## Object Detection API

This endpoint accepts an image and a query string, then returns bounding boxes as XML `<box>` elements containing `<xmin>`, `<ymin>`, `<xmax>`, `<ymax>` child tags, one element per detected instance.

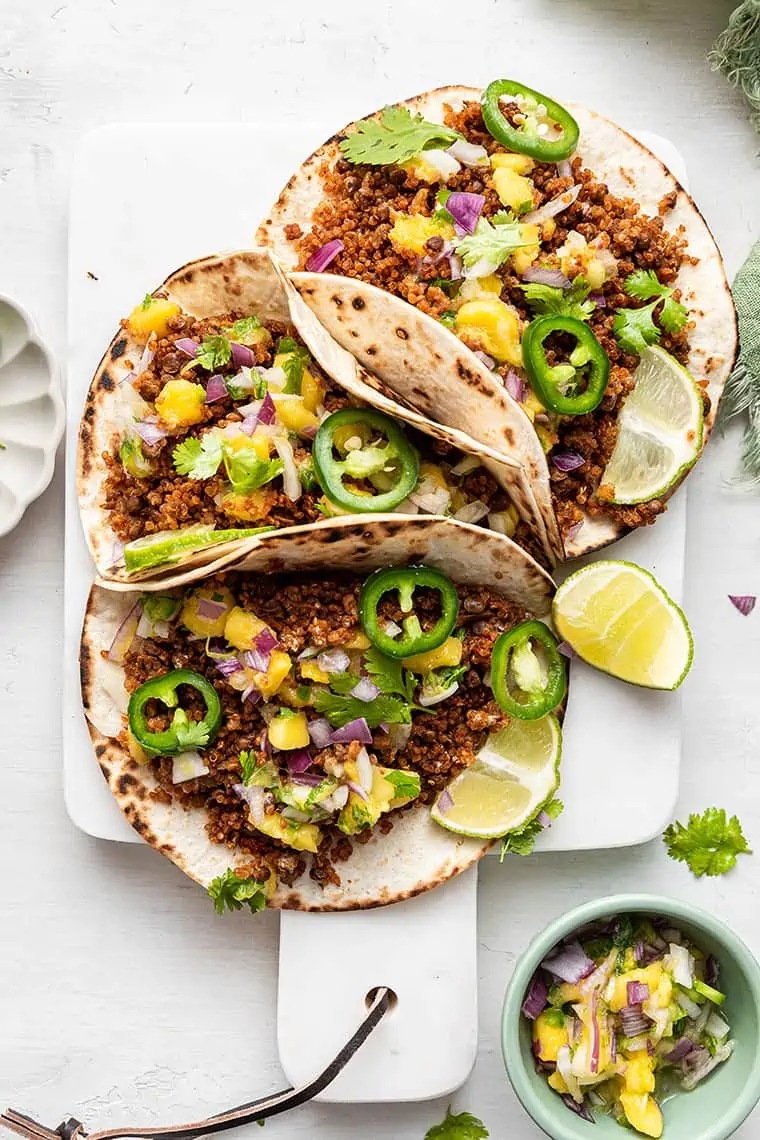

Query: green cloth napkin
<box><xmin>719</xmin><ymin>238</ymin><xmax>760</xmax><ymax>481</ymax></box>
<box><xmin>710</xmin><ymin>0</ymin><xmax>760</xmax><ymax>127</ymax></box>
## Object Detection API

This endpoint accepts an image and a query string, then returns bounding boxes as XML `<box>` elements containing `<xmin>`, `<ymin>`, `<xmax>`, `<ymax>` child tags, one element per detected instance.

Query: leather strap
<box><xmin>2</xmin><ymin>986</ymin><xmax>392</xmax><ymax>1140</ymax></box>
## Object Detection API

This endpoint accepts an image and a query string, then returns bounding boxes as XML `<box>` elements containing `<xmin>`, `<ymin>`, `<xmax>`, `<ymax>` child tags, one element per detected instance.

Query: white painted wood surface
<box><xmin>2</xmin><ymin>1</ymin><xmax>760</xmax><ymax>1135</ymax></box>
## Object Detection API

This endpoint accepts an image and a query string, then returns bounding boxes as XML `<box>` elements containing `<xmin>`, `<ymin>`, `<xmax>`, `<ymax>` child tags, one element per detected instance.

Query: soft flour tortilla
<box><xmin>257</xmin><ymin>85</ymin><xmax>737</xmax><ymax>559</ymax></box>
<box><xmin>81</xmin><ymin>514</ymin><xmax>557</xmax><ymax>911</ymax></box>
<box><xmin>78</xmin><ymin>247</ymin><xmax>556</xmax><ymax>584</ymax></box>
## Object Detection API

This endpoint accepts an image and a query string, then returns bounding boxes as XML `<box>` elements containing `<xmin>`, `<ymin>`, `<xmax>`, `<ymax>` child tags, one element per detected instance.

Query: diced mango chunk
<box><xmin>619</xmin><ymin>1093</ymin><xmax>663</xmax><ymax>1139</ymax></box>
<box><xmin>344</xmin><ymin>630</ymin><xmax>370</xmax><ymax>650</ymax></box>
<box><xmin>547</xmin><ymin>1070</ymin><xmax>569</xmax><ymax>1095</ymax></box>
<box><xmin>300</xmin><ymin>659</ymin><xmax>330</xmax><ymax>684</ymax></box>
<box><xmin>224</xmin><ymin>606</ymin><xmax>268</xmax><ymax>651</ymax></box>
<box><xmin>456</xmin><ymin>297</ymin><xmax>523</xmax><ymax>366</ymax></box>
<box><xmin>491</xmin><ymin>153</ymin><xmax>535</xmax><ymax>175</ymax></box>
<box><xmin>254</xmin><ymin>811</ymin><xmax>321</xmax><ymax>853</ymax></box>
<box><xmin>181</xmin><ymin>586</ymin><xmax>235</xmax><ymax>638</ymax></box>
<box><xmin>623</xmin><ymin>1054</ymin><xmax>656</xmax><ymax>1095</ymax></box>
<box><xmin>127</xmin><ymin>297</ymin><xmax>181</xmax><ymax>340</ymax></box>
<box><xmin>253</xmin><ymin>651</ymin><xmax>292</xmax><ymax>698</ymax></box>
<box><xmin>268</xmin><ymin>711</ymin><xmax>310</xmax><ymax>751</ymax></box>
<box><xmin>389</xmin><ymin>211</ymin><xmax>455</xmax><ymax>256</ymax></box>
<box><xmin>533</xmin><ymin>1010</ymin><xmax>569</xmax><ymax>1063</ymax></box>
<box><xmin>155</xmin><ymin>379</ymin><xmax>206</xmax><ymax>431</ymax></box>
<box><xmin>300</xmin><ymin>369</ymin><xmax>325</xmax><ymax>413</ymax></box>
<box><xmin>403</xmin><ymin>636</ymin><xmax>463</xmax><ymax>673</ymax></box>
<box><xmin>272</xmin><ymin>395</ymin><xmax>320</xmax><ymax>436</ymax></box>
<box><xmin>492</xmin><ymin>166</ymin><xmax>536</xmax><ymax>214</ymax></box>
<box><xmin>226</xmin><ymin>431</ymin><xmax>271</xmax><ymax>461</ymax></box>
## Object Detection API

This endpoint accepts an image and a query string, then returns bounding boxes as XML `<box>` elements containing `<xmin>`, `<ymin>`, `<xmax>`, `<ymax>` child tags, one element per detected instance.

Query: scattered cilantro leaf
<box><xmin>428</xmin><ymin>276</ymin><xmax>460</xmax><ymax>298</ymax></box>
<box><xmin>172</xmin><ymin>433</ymin><xmax>224</xmax><ymax>479</ymax></box>
<box><xmin>240</xmin><ymin>750</ymin><xmax>257</xmax><ymax>785</ymax></box>
<box><xmin>384</xmin><ymin>769</ymin><xmax>421</xmax><ymax>800</ymax></box>
<box><xmin>492</xmin><ymin>209</ymin><xmax>518</xmax><ymax>226</ymax></box>
<box><xmin>364</xmin><ymin>647</ymin><xmax>417</xmax><ymax>701</ymax></box>
<box><xmin>276</xmin><ymin>337</ymin><xmax>311</xmax><ymax>394</ymax></box>
<box><xmin>659</xmin><ymin>294</ymin><xmax>689</xmax><ymax>334</ymax></box>
<box><xmin>612</xmin><ymin>300</ymin><xmax>661</xmax><ymax>355</ymax></box>
<box><xmin>196</xmin><ymin>334</ymin><xmax>232</xmax><ymax>372</ymax></box>
<box><xmin>500</xmin><ymin>797</ymin><xmax>564</xmax><ymax>859</ymax></box>
<box><xmin>328</xmin><ymin>671</ymin><xmax>363</xmax><ymax>695</ymax></box>
<box><xmin>520</xmin><ymin>276</ymin><xmax>596</xmax><ymax>321</ymax></box>
<box><xmin>298</xmin><ymin>455</ymin><xmax>320</xmax><ymax>492</ymax></box>
<box><xmin>339</xmin><ymin>105</ymin><xmax>461</xmax><ymax>167</ymax></box>
<box><xmin>432</xmin><ymin>187</ymin><xmax>455</xmax><ymax>226</ymax></box>
<box><xmin>227</xmin><ymin>315</ymin><xmax>262</xmax><ymax>345</ymax></box>
<box><xmin>142</xmin><ymin>293</ymin><xmax>154</xmax><ymax>309</ymax></box>
<box><xmin>425</xmin><ymin>1106</ymin><xmax>489</xmax><ymax>1140</ymax></box>
<box><xmin>663</xmin><ymin>807</ymin><xmax>752</xmax><ymax>877</ymax></box>
<box><xmin>313</xmin><ymin>689</ymin><xmax>411</xmax><ymax>728</ymax></box>
<box><xmin>223</xmin><ymin>447</ymin><xmax>283</xmax><ymax>494</ymax></box>
<box><xmin>439</xmin><ymin>310</ymin><xmax>457</xmax><ymax>328</ymax></box>
<box><xmin>612</xmin><ymin>915</ymin><xmax>635</xmax><ymax>950</ymax></box>
<box><xmin>455</xmin><ymin>217</ymin><xmax>534</xmax><ymax>277</ymax></box>
<box><xmin>208</xmin><ymin>868</ymin><xmax>268</xmax><ymax>916</ymax></box>
<box><xmin>614</xmin><ymin>269</ymin><xmax>688</xmax><ymax>354</ymax></box>
<box><xmin>171</xmin><ymin>708</ymin><xmax>211</xmax><ymax>750</ymax></box>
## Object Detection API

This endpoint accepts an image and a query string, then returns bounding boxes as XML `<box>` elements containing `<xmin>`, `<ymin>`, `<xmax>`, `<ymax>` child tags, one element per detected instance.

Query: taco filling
<box><xmin>277</xmin><ymin>87</ymin><xmax>707</xmax><ymax>541</ymax></box>
<box><xmin>106</xmin><ymin>564</ymin><xmax>565</xmax><ymax>900</ymax></box>
<box><xmin>105</xmin><ymin>297</ymin><xmax>532</xmax><ymax>572</ymax></box>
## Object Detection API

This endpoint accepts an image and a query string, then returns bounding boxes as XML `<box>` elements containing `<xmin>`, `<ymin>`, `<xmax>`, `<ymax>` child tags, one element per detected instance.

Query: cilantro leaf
<box><xmin>663</xmin><ymin>807</ymin><xmax>752</xmax><ymax>877</ymax></box>
<box><xmin>339</xmin><ymin>105</ymin><xmax>461</xmax><ymax>167</ymax></box>
<box><xmin>223</xmin><ymin>447</ymin><xmax>283</xmax><ymax>494</ymax></box>
<box><xmin>612</xmin><ymin>915</ymin><xmax>635</xmax><ymax>950</ymax></box>
<box><xmin>455</xmin><ymin>217</ymin><xmax>534</xmax><ymax>277</ymax></box>
<box><xmin>328</xmin><ymin>671</ymin><xmax>363</xmax><ymax>695</ymax></box>
<box><xmin>142</xmin><ymin>293</ymin><xmax>154</xmax><ymax>309</ymax></box>
<box><xmin>492</xmin><ymin>209</ymin><xmax>518</xmax><ymax>226</ymax></box>
<box><xmin>196</xmin><ymin>335</ymin><xmax>232</xmax><ymax>372</ymax></box>
<box><xmin>500</xmin><ymin>797</ymin><xmax>564</xmax><ymax>859</ymax></box>
<box><xmin>425</xmin><ymin>1106</ymin><xmax>489</xmax><ymax>1140</ymax></box>
<box><xmin>172</xmin><ymin>433</ymin><xmax>224</xmax><ymax>479</ymax></box>
<box><xmin>171</xmin><ymin>708</ymin><xmax>211</xmax><ymax>750</ymax></box>
<box><xmin>428</xmin><ymin>277</ymin><xmax>460</xmax><ymax>299</ymax></box>
<box><xmin>364</xmin><ymin>647</ymin><xmax>417</xmax><ymax>701</ymax></box>
<box><xmin>612</xmin><ymin>300</ymin><xmax>661</xmax><ymax>355</ymax></box>
<box><xmin>240</xmin><ymin>750</ymin><xmax>258</xmax><ymax>785</ymax></box>
<box><xmin>297</xmin><ymin>455</ymin><xmax>320</xmax><ymax>493</ymax></box>
<box><xmin>276</xmin><ymin>337</ymin><xmax>312</xmax><ymax>394</ymax></box>
<box><xmin>659</xmin><ymin>294</ymin><xmax>689</xmax><ymax>334</ymax></box>
<box><xmin>520</xmin><ymin>276</ymin><xmax>596</xmax><ymax>322</ymax></box>
<box><xmin>313</xmin><ymin>689</ymin><xmax>411</xmax><ymax>728</ymax></box>
<box><xmin>208</xmin><ymin>868</ymin><xmax>268</xmax><ymax>916</ymax></box>
<box><xmin>624</xmin><ymin>268</ymin><xmax>666</xmax><ymax>301</ymax></box>
<box><xmin>439</xmin><ymin>310</ymin><xmax>457</xmax><ymax>328</ymax></box>
<box><xmin>227</xmin><ymin>315</ymin><xmax>262</xmax><ymax>345</ymax></box>
<box><xmin>384</xmin><ymin>769</ymin><xmax>421</xmax><ymax>800</ymax></box>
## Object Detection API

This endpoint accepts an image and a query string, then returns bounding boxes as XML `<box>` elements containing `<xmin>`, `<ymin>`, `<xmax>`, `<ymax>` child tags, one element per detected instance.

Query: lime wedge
<box><xmin>601</xmin><ymin>346</ymin><xmax>704</xmax><ymax>504</ymax></box>
<box><xmin>553</xmin><ymin>560</ymin><xmax>693</xmax><ymax>689</ymax></box>
<box><xmin>124</xmin><ymin>524</ymin><xmax>271</xmax><ymax>573</ymax></box>
<box><xmin>431</xmin><ymin>715</ymin><xmax>561</xmax><ymax>839</ymax></box>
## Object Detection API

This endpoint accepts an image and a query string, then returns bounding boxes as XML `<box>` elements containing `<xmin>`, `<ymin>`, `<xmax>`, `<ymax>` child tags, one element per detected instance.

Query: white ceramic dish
<box><xmin>0</xmin><ymin>294</ymin><xmax>64</xmax><ymax>537</ymax></box>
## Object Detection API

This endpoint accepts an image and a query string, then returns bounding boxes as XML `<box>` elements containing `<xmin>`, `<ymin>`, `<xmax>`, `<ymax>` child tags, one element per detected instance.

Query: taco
<box><xmin>80</xmin><ymin>515</ymin><xmax>565</xmax><ymax>911</ymax></box>
<box><xmin>78</xmin><ymin>248</ymin><xmax>556</xmax><ymax>583</ymax></box>
<box><xmin>258</xmin><ymin>82</ymin><xmax>737</xmax><ymax>557</ymax></box>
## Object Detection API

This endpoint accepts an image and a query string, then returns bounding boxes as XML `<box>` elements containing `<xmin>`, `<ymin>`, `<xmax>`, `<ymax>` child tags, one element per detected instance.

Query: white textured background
<box><xmin>2</xmin><ymin>1</ymin><xmax>760</xmax><ymax>1136</ymax></box>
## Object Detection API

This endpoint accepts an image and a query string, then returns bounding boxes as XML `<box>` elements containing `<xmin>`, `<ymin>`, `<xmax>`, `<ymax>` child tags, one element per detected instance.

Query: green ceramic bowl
<box><xmin>502</xmin><ymin>894</ymin><xmax>760</xmax><ymax>1140</ymax></box>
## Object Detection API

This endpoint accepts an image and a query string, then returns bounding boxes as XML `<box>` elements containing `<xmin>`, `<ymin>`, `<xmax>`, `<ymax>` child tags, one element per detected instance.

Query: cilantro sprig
<box><xmin>500</xmin><ymin>797</ymin><xmax>564</xmax><ymax>859</ymax></box>
<box><xmin>425</xmin><ymin>1107</ymin><xmax>489</xmax><ymax>1140</ymax></box>
<box><xmin>340</xmin><ymin>105</ymin><xmax>461</xmax><ymax>167</ymax></box>
<box><xmin>313</xmin><ymin>689</ymin><xmax>411</xmax><ymax>729</ymax></box>
<box><xmin>173</xmin><ymin>433</ymin><xmax>224</xmax><ymax>480</ymax></box>
<box><xmin>520</xmin><ymin>275</ymin><xmax>596</xmax><ymax>322</ymax></box>
<box><xmin>172</xmin><ymin>431</ymin><xmax>283</xmax><ymax>493</ymax></box>
<box><xmin>226</xmin><ymin>315</ymin><xmax>262</xmax><ymax>345</ymax></box>
<box><xmin>455</xmin><ymin>215</ymin><xmax>534</xmax><ymax>278</ymax></box>
<box><xmin>613</xmin><ymin>269</ymin><xmax>688</xmax><ymax>355</ymax></box>
<box><xmin>663</xmin><ymin>807</ymin><xmax>752</xmax><ymax>877</ymax></box>
<box><xmin>196</xmin><ymin>334</ymin><xmax>232</xmax><ymax>372</ymax></box>
<box><xmin>364</xmin><ymin>646</ymin><xmax>418</xmax><ymax>701</ymax></box>
<box><xmin>171</xmin><ymin>708</ymin><xmax>211</xmax><ymax>750</ymax></box>
<box><xmin>385</xmin><ymin>769</ymin><xmax>421</xmax><ymax>800</ymax></box>
<box><xmin>276</xmin><ymin>337</ymin><xmax>312</xmax><ymax>394</ymax></box>
<box><xmin>208</xmin><ymin>869</ymin><xmax>269</xmax><ymax>916</ymax></box>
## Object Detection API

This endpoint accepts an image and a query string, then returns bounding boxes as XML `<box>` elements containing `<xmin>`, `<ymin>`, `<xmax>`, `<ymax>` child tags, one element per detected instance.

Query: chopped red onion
<box><xmin>346</xmin><ymin>779</ymin><xmax>369</xmax><ymax>802</ymax></box>
<box><xmin>330</xmin><ymin>717</ymin><xmax>373</xmax><ymax>744</ymax></box>
<box><xmin>729</xmin><ymin>594</ymin><xmax>756</xmax><ymax>616</ymax></box>
<box><xmin>542</xmin><ymin>940</ymin><xmax>595</xmax><ymax>984</ymax></box>
<box><xmin>438</xmin><ymin>788</ymin><xmax>454</xmax><ymax>814</ymax></box>
<box><xmin>538</xmin><ymin>809</ymin><xmax>552</xmax><ymax>828</ymax></box>
<box><xmin>560</xmin><ymin>1096</ymin><xmax>594</xmax><ymax>1123</ymax></box>
<box><xmin>665</xmin><ymin>1037</ymin><xmax>694</xmax><ymax>1063</ymax></box>
<box><xmin>134</xmin><ymin>420</ymin><xmax>168</xmax><ymax>447</ymax></box>
<box><xmin>446</xmin><ymin>139</ymin><xmax>490</xmax><ymax>167</ymax></box>
<box><xmin>107</xmin><ymin>600</ymin><xmax>142</xmax><ymax>663</ymax></box>
<box><xmin>446</xmin><ymin>191</ymin><xmax>485</xmax><ymax>236</ymax></box>
<box><xmin>556</xmin><ymin>159</ymin><xmax>572</xmax><ymax>178</ymax></box>
<box><xmin>307</xmin><ymin>718</ymin><xmax>334</xmax><ymax>749</ymax></box>
<box><xmin>564</xmin><ymin>520</ymin><xmax>583</xmax><ymax>542</ymax></box>
<box><xmin>627</xmin><ymin>981</ymin><xmax>650</xmax><ymax>1005</ymax></box>
<box><xmin>176</xmin><ymin>338</ymin><xmax>199</xmax><ymax>358</ymax></box>
<box><xmin>504</xmin><ymin>370</ymin><xmax>527</xmax><ymax>403</ymax></box>
<box><xmin>216</xmin><ymin>657</ymin><xmax>244</xmax><ymax>678</ymax></box>
<box><xmin>383</xmin><ymin>619</ymin><xmax>402</xmax><ymax>638</ymax></box>
<box><xmin>619</xmin><ymin>1005</ymin><xmax>652</xmax><ymax>1038</ymax></box>
<box><xmin>297</xmin><ymin>646</ymin><xmax>319</xmax><ymax>661</ymax></box>
<box><xmin>305</xmin><ymin>239</ymin><xmax>344</xmax><ymax>273</ymax></box>
<box><xmin>521</xmin><ymin>266</ymin><xmax>572</xmax><ymax>289</ymax></box>
<box><xmin>286</xmin><ymin>749</ymin><xmax>313</xmax><ymax>775</ymax></box>
<box><xmin>317</xmin><ymin>649</ymin><xmax>350</xmax><ymax>675</ymax></box>
<box><xmin>197</xmin><ymin>597</ymin><xmax>228</xmax><ymax>622</ymax></box>
<box><xmin>589</xmin><ymin>292</ymin><xmax>607</xmax><ymax>309</ymax></box>
<box><xmin>551</xmin><ymin>449</ymin><xmax>586</xmax><ymax>473</ymax></box>
<box><xmin>290</xmin><ymin>771</ymin><xmax>324</xmax><ymax>787</ymax></box>
<box><xmin>557</xmin><ymin>641</ymin><xmax>576</xmax><ymax>660</ymax></box>
<box><xmin>243</xmin><ymin>628</ymin><xmax>279</xmax><ymax>673</ymax></box>
<box><xmin>473</xmin><ymin>349</ymin><xmax>496</xmax><ymax>370</ymax></box>
<box><xmin>523</xmin><ymin>183</ymin><xmax>582</xmax><ymax>225</ymax></box>
<box><xmin>521</xmin><ymin>973</ymin><xmax>549</xmax><ymax>1020</ymax></box>
<box><xmin>351</xmin><ymin>676</ymin><xmax>380</xmax><ymax>702</ymax></box>
<box><xmin>230</xmin><ymin>342</ymin><xmax>255</xmax><ymax>369</ymax></box>
<box><xmin>242</xmin><ymin>684</ymin><xmax>262</xmax><ymax>705</ymax></box>
<box><xmin>706</xmin><ymin>955</ymin><xmax>720</xmax><ymax>987</ymax></box>
<box><xmin>205</xmin><ymin>374</ymin><xmax>228</xmax><ymax>403</ymax></box>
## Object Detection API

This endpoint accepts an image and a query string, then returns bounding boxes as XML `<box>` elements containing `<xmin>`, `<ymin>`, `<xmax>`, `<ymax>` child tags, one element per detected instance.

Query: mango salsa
<box><xmin>389</xmin><ymin>211</ymin><xmax>455</xmax><ymax>256</ymax></box>
<box><xmin>127</xmin><ymin>296</ymin><xmax>181</xmax><ymax>340</ymax></box>
<box><xmin>455</xmin><ymin>297</ymin><xmax>523</xmax><ymax>366</ymax></box>
<box><xmin>155</xmin><ymin>379</ymin><xmax>206</xmax><ymax>431</ymax></box>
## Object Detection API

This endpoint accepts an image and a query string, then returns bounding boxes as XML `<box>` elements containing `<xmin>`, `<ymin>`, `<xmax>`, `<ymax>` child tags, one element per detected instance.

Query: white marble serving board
<box><xmin>64</xmin><ymin>123</ymin><xmax>687</xmax><ymax>1103</ymax></box>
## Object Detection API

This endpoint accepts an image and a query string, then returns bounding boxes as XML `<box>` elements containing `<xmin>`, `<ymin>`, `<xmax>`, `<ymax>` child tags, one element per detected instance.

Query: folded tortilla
<box><xmin>257</xmin><ymin>85</ymin><xmax>737</xmax><ymax>558</ymax></box>
<box><xmin>80</xmin><ymin>514</ymin><xmax>557</xmax><ymax>911</ymax></box>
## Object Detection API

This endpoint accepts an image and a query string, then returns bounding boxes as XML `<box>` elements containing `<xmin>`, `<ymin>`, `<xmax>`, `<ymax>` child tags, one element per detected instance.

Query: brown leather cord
<box><xmin>2</xmin><ymin>986</ymin><xmax>392</xmax><ymax>1140</ymax></box>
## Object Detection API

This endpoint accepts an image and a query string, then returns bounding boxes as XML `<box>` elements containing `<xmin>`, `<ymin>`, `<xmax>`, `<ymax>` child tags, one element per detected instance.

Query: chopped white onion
<box><xmin>705</xmin><ymin>1010</ymin><xmax>731</xmax><ymax>1040</ymax></box>
<box><xmin>420</xmin><ymin>148</ymin><xmax>461</xmax><ymax>182</ymax></box>
<box><xmin>453</xmin><ymin>500</ymin><xmax>489</xmax><ymax>525</ymax></box>
<box><xmin>356</xmin><ymin>746</ymin><xmax>374</xmax><ymax>793</ymax></box>
<box><xmin>388</xmin><ymin>723</ymin><xmax>412</xmax><ymax>750</ymax></box>
<box><xmin>675</xmin><ymin>991</ymin><xmax>702</xmax><ymax>1020</ymax></box>
<box><xmin>317</xmin><ymin>648</ymin><xmax>350</xmax><ymax>674</ymax></box>
<box><xmin>274</xmin><ymin>436</ymin><xmax>302</xmax><ymax>502</ymax></box>
<box><xmin>392</xmin><ymin>497</ymin><xmax>420</xmax><ymax>515</ymax></box>
<box><xmin>451</xmin><ymin>454</ymin><xmax>482</xmax><ymax>477</ymax></box>
<box><xmin>409</xmin><ymin>485</ymin><xmax>451</xmax><ymax>515</ymax></box>
<box><xmin>332</xmin><ymin>784</ymin><xmax>350</xmax><ymax>810</ymax></box>
<box><xmin>668</xmin><ymin>943</ymin><xmax>695</xmax><ymax>989</ymax></box>
<box><xmin>522</xmin><ymin>183</ymin><xmax>582</xmax><ymax>225</ymax></box>
<box><xmin>260</xmin><ymin>365</ymin><xmax>288</xmax><ymax>391</ymax></box>
<box><xmin>139</xmin><ymin>335</ymin><xmax>156</xmax><ymax>373</ymax></box>
<box><xmin>446</xmin><ymin>139</ymin><xmax>490</xmax><ymax>168</ymax></box>
<box><xmin>383</xmin><ymin>619</ymin><xmax>402</xmax><ymax>638</ymax></box>
<box><xmin>234</xmin><ymin>782</ymin><xmax>265</xmax><ymax>824</ymax></box>
<box><xmin>172</xmin><ymin>752</ymin><xmax>209</xmax><ymax>784</ymax></box>
<box><xmin>418</xmin><ymin>681</ymin><xmax>460</xmax><ymax>707</ymax></box>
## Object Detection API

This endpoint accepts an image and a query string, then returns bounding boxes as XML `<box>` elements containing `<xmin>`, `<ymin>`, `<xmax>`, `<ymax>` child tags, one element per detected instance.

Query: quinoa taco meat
<box><xmin>80</xmin><ymin>516</ymin><xmax>565</xmax><ymax>911</ymax></box>
<box><xmin>78</xmin><ymin>248</ymin><xmax>555</xmax><ymax>582</ymax></box>
<box><xmin>258</xmin><ymin>83</ymin><xmax>737</xmax><ymax>558</ymax></box>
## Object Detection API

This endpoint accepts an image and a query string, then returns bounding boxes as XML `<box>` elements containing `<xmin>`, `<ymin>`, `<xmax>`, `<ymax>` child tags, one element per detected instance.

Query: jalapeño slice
<box><xmin>522</xmin><ymin>315</ymin><xmax>609</xmax><ymax>416</ymax></box>
<box><xmin>491</xmin><ymin>620</ymin><xmax>567</xmax><ymax>721</ymax></box>
<box><xmin>128</xmin><ymin>668</ymin><xmax>222</xmax><ymax>756</ymax></box>
<box><xmin>360</xmin><ymin>565</ymin><xmax>460</xmax><ymax>660</ymax></box>
<box><xmin>313</xmin><ymin>408</ymin><xmax>420</xmax><ymax>513</ymax></box>
<box><xmin>481</xmin><ymin>79</ymin><xmax>579</xmax><ymax>162</ymax></box>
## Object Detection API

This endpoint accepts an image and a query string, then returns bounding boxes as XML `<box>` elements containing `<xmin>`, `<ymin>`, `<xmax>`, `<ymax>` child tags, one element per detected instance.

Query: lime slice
<box><xmin>124</xmin><ymin>524</ymin><xmax>271</xmax><ymax>573</ymax></box>
<box><xmin>553</xmin><ymin>560</ymin><xmax>693</xmax><ymax>689</ymax></box>
<box><xmin>601</xmin><ymin>346</ymin><xmax>704</xmax><ymax>504</ymax></box>
<box><xmin>431</xmin><ymin>715</ymin><xmax>561</xmax><ymax>839</ymax></box>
